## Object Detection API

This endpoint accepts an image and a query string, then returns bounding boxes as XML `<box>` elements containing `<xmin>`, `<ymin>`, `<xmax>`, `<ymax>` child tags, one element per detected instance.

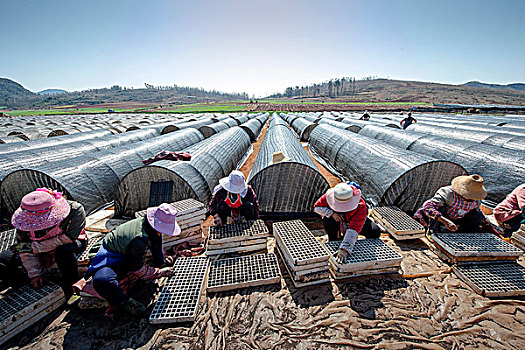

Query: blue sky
<box><xmin>1</xmin><ymin>0</ymin><xmax>524</xmax><ymax>97</ymax></box>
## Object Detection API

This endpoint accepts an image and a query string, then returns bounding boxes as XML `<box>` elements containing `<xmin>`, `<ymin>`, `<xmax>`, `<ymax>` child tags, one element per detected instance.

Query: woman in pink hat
<box><xmin>314</xmin><ymin>182</ymin><xmax>380</xmax><ymax>262</ymax></box>
<box><xmin>0</xmin><ymin>188</ymin><xmax>87</xmax><ymax>294</ymax></box>
<box><xmin>82</xmin><ymin>203</ymin><xmax>178</xmax><ymax>316</ymax></box>
<box><xmin>209</xmin><ymin>170</ymin><xmax>259</xmax><ymax>226</ymax></box>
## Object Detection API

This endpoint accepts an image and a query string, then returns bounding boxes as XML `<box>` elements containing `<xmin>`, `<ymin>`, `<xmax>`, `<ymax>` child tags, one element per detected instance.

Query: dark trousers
<box><xmin>55</xmin><ymin>241</ymin><xmax>86</xmax><ymax>293</ymax></box>
<box><xmin>92</xmin><ymin>266</ymin><xmax>128</xmax><ymax>306</ymax></box>
<box><xmin>501</xmin><ymin>214</ymin><xmax>524</xmax><ymax>236</ymax></box>
<box><xmin>0</xmin><ymin>240</ymin><xmax>85</xmax><ymax>293</ymax></box>
<box><xmin>217</xmin><ymin>201</ymin><xmax>256</xmax><ymax>224</ymax></box>
<box><xmin>0</xmin><ymin>250</ymin><xmax>27</xmax><ymax>287</ymax></box>
<box><xmin>323</xmin><ymin>217</ymin><xmax>381</xmax><ymax>241</ymax></box>
<box><xmin>429</xmin><ymin>208</ymin><xmax>485</xmax><ymax>233</ymax></box>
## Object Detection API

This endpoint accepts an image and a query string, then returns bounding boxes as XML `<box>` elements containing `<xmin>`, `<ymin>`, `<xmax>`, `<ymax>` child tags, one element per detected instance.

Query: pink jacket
<box><xmin>494</xmin><ymin>183</ymin><xmax>525</xmax><ymax>223</ymax></box>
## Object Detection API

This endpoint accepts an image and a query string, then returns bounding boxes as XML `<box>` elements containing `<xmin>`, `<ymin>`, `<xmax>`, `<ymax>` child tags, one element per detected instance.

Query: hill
<box><xmin>38</xmin><ymin>88</ymin><xmax>68</xmax><ymax>95</ymax></box>
<box><xmin>0</xmin><ymin>78</ymin><xmax>249</xmax><ymax>109</ymax></box>
<box><xmin>0</xmin><ymin>78</ymin><xmax>39</xmax><ymax>107</ymax></box>
<box><xmin>462</xmin><ymin>81</ymin><xmax>525</xmax><ymax>91</ymax></box>
<box><xmin>269</xmin><ymin>78</ymin><xmax>525</xmax><ymax>106</ymax></box>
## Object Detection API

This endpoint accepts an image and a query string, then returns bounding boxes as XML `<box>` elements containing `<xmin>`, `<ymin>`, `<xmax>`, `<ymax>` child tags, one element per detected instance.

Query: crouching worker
<box><xmin>209</xmin><ymin>170</ymin><xmax>259</xmax><ymax>227</ymax></box>
<box><xmin>81</xmin><ymin>203</ymin><xmax>178</xmax><ymax>316</ymax></box>
<box><xmin>314</xmin><ymin>182</ymin><xmax>381</xmax><ymax>262</ymax></box>
<box><xmin>414</xmin><ymin>174</ymin><xmax>488</xmax><ymax>236</ymax></box>
<box><xmin>0</xmin><ymin>188</ymin><xmax>87</xmax><ymax>294</ymax></box>
<box><xmin>494</xmin><ymin>183</ymin><xmax>525</xmax><ymax>236</ymax></box>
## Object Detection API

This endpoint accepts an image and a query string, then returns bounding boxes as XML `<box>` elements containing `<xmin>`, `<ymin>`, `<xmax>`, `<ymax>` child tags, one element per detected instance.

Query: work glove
<box><xmin>335</xmin><ymin>248</ymin><xmax>349</xmax><ymax>264</ymax></box>
<box><xmin>159</xmin><ymin>267</ymin><xmax>175</xmax><ymax>277</ymax></box>
<box><xmin>337</xmin><ymin>228</ymin><xmax>358</xmax><ymax>263</ymax></box>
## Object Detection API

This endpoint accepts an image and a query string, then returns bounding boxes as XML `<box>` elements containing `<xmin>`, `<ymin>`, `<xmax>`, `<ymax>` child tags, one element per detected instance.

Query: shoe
<box><xmin>425</xmin><ymin>228</ymin><xmax>434</xmax><ymax>243</ymax></box>
<box><xmin>123</xmin><ymin>297</ymin><xmax>147</xmax><ymax>317</ymax></box>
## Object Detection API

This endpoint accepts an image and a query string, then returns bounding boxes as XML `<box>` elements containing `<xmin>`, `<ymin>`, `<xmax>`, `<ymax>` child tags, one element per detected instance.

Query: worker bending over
<box><xmin>494</xmin><ymin>183</ymin><xmax>525</xmax><ymax>236</ymax></box>
<box><xmin>0</xmin><ymin>188</ymin><xmax>87</xmax><ymax>295</ymax></box>
<box><xmin>209</xmin><ymin>170</ymin><xmax>259</xmax><ymax>226</ymax></box>
<box><xmin>82</xmin><ymin>203</ymin><xmax>177</xmax><ymax>316</ymax></box>
<box><xmin>314</xmin><ymin>182</ymin><xmax>380</xmax><ymax>262</ymax></box>
<box><xmin>414</xmin><ymin>174</ymin><xmax>488</xmax><ymax>235</ymax></box>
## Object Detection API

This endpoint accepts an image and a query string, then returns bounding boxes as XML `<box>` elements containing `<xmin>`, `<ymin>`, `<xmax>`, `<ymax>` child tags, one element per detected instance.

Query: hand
<box><xmin>335</xmin><ymin>248</ymin><xmax>349</xmax><ymax>263</ymax></box>
<box><xmin>213</xmin><ymin>214</ymin><xmax>223</xmax><ymax>226</ymax></box>
<box><xmin>159</xmin><ymin>267</ymin><xmax>174</xmax><ymax>277</ymax></box>
<box><xmin>30</xmin><ymin>276</ymin><xmax>44</xmax><ymax>288</ymax></box>
<box><xmin>444</xmin><ymin>219</ymin><xmax>458</xmax><ymax>232</ymax></box>
<box><xmin>332</xmin><ymin>213</ymin><xmax>342</xmax><ymax>223</ymax></box>
<box><xmin>164</xmin><ymin>255</ymin><xmax>174</xmax><ymax>266</ymax></box>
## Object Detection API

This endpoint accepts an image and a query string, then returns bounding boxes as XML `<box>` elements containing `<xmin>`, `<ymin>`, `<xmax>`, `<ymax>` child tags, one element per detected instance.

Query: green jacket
<box><xmin>103</xmin><ymin>217</ymin><xmax>164</xmax><ymax>271</ymax></box>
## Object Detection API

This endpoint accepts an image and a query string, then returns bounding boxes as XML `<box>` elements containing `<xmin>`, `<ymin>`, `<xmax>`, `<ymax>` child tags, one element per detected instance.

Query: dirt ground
<box><xmin>3</xmin><ymin>115</ymin><xmax>525</xmax><ymax>350</ymax></box>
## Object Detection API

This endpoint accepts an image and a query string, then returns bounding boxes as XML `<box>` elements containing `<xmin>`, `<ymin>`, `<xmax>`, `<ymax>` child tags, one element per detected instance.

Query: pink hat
<box><xmin>11</xmin><ymin>188</ymin><xmax>71</xmax><ymax>231</ymax></box>
<box><xmin>146</xmin><ymin>203</ymin><xmax>181</xmax><ymax>236</ymax></box>
<box><xmin>326</xmin><ymin>183</ymin><xmax>361</xmax><ymax>212</ymax></box>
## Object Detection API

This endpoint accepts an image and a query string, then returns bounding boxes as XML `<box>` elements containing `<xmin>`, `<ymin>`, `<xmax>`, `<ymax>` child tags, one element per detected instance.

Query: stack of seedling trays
<box><xmin>77</xmin><ymin>233</ymin><xmax>105</xmax><ymax>275</ymax></box>
<box><xmin>149</xmin><ymin>256</ymin><xmax>209</xmax><ymax>324</ymax></box>
<box><xmin>431</xmin><ymin>232</ymin><xmax>525</xmax><ymax>297</ymax></box>
<box><xmin>273</xmin><ymin>220</ymin><xmax>330</xmax><ymax>287</ymax></box>
<box><xmin>0</xmin><ymin>282</ymin><xmax>65</xmax><ymax>345</ymax></box>
<box><xmin>136</xmin><ymin>198</ymin><xmax>206</xmax><ymax>250</ymax></box>
<box><xmin>0</xmin><ymin>229</ymin><xmax>16</xmax><ymax>254</ymax></box>
<box><xmin>369</xmin><ymin>206</ymin><xmax>425</xmax><ymax>240</ymax></box>
<box><xmin>323</xmin><ymin>239</ymin><xmax>403</xmax><ymax>279</ymax></box>
<box><xmin>207</xmin><ymin>220</ymin><xmax>269</xmax><ymax>256</ymax></box>
<box><xmin>511</xmin><ymin>229</ymin><xmax>525</xmax><ymax>251</ymax></box>
<box><xmin>207</xmin><ymin>253</ymin><xmax>281</xmax><ymax>292</ymax></box>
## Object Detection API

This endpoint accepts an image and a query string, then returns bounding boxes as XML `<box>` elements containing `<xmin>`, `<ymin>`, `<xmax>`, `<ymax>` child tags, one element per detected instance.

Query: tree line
<box><xmin>269</xmin><ymin>76</ymin><xmax>378</xmax><ymax>98</ymax></box>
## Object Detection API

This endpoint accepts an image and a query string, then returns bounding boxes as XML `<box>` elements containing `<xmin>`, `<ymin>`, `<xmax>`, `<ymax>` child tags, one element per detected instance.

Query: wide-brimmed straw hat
<box><xmin>146</xmin><ymin>203</ymin><xmax>181</xmax><ymax>236</ymax></box>
<box><xmin>451</xmin><ymin>174</ymin><xmax>487</xmax><ymax>201</ymax></box>
<box><xmin>219</xmin><ymin>170</ymin><xmax>247</xmax><ymax>194</ymax></box>
<box><xmin>11</xmin><ymin>188</ymin><xmax>71</xmax><ymax>231</ymax></box>
<box><xmin>326</xmin><ymin>183</ymin><xmax>361</xmax><ymax>212</ymax></box>
<box><xmin>269</xmin><ymin>151</ymin><xmax>291</xmax><ymax>165</ymax></box>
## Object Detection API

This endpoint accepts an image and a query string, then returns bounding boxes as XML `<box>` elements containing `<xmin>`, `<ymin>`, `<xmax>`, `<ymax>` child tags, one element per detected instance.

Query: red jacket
<box><xmin>314</xmin><ymin>194</ymin><xmax>368</xmax><ymax>233</ymax></box>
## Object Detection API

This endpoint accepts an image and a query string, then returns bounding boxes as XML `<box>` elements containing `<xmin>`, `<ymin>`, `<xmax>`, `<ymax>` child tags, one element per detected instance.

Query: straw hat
<box><xmin>451</xmin><ymin>174</ymin><xmax>487</xmax><ymax>201</ymax></box>
<box><xmin>326</xmin><ymin>183</ymin><xmax>361</xmax><ymax>212</ymax></box>
<box><xmin>219</xmin><ymin>170</ymin><xmax>247</xmax><ymax>194</ymax></box>
<box><xmin>269</xmin><ymin>151</ymin><xmax>291</xmax><ymax>165</ymax></box>
<box><xmin>146</xmin><ymin>203</ymin><xmax>181</xmax><ymax>236</ymax></box>
<box><xmin>11</xmin><ymin>188</ymin><xmax>70</xmax><ymax>231</ymax></box>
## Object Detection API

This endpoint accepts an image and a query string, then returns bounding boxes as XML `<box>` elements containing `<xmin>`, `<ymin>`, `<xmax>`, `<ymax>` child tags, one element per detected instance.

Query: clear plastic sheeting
<box><xmin>1</xmin><ymin>129</ymin><xmax>204</xmax><ymax>217</ymax></box>
<box><xmin>0</xmin><ymin>134</ymin><xmax>30</xmax><ymax>144</ymax></box>
<box><xmin>248</xmin><ymin>115</ymin><xmax>329</xmax><ymax>216</ymax></box>
<box><xmin>0</xmin><ymin>128</ymin><xmax>160</xmax><ymax>182</ymax></box>
<box><xmin>317</xmin><ymin>119</ymin><xmax>355</xmax><ymax>132</ymax></box>
<box><xmin>310</xmin><ymin>125</ymin><xmax>467</xmax><ymax>212</ymax></box>
<box><xmin>359</xmin><ymin>126</ymin><xmax>525</xmax><ymax>202</ymax></box>
<box><xmin>114</xmin><ymin>127</ymin><xmax>251</xmax><ymax>217</ymax></box>
<box><xmin>268</xmin><ymin>113</ymin><xmax>290</xmax><ymax>129</ymax></box>
<box><xmin>339</xmin><ymin>118</ymin><xmax>400</xmax><ymax>132</ymax></box>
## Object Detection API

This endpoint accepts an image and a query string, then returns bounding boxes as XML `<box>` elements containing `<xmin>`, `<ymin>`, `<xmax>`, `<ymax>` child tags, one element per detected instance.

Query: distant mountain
<box><xmin>0</xmin><ymin>78</ymin><xmax>38</xmax><ymax>107</ymax></box>
<box><xmin>462</xmin><ymin>81</ymin><xmax>525</xmax><ymax>91</ymax></box>
<box><xmin>38</xmin><ymin>88</ymin><xmax>68</xmax><ymax>95</ymax></box>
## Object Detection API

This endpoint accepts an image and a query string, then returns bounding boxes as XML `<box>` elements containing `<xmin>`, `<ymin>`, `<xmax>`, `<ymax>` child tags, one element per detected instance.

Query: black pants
<box><xmin>501</xmin><ymin>214</ymin><xmax>524</xmax><ymax>236</ymax></box>
<box><xmin>323</xmin><ymin>217</ymin><xmax>381</xmax><ymax>241</ymax></box>
<box><xmin>429</xmin><ymin>208</ymin><xmax>485</xmax><ymax>233</ymax></box>
<box><xmin>0</xmin><ymin>240</ymin><xmax>85</xmax><ymax>293</ymax></box>
<box><xmin>217</xmin><ymin>201</ymin><xmax>257</xmax><ymax>224</ymax></box>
